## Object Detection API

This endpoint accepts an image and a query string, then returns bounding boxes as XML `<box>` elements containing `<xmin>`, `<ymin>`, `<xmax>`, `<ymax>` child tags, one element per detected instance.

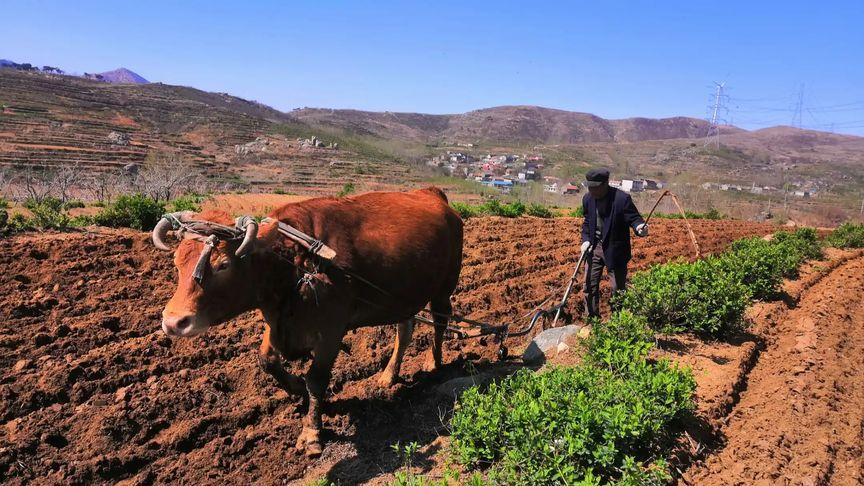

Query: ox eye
<box><xmin>214</xmin><ymin>260</ymin><xmax>230</xmax><ymax>272</ymax></box>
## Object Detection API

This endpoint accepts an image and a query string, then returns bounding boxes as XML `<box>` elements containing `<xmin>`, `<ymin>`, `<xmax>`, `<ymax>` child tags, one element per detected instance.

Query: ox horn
<box><xmin>151</xmin><ymin>211</ymin><xmax>195</xmax><ymax>251</ymax></box>
<box><xmin>235</xmin><ymin>216</ymin><xmax>258</xmax><ymax>257</ymax></box>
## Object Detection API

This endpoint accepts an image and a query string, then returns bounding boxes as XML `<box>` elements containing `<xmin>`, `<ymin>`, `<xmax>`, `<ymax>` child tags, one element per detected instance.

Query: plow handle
<box><xmin>551</xmin><ymin>243</ymin><xmax>592</xmax><ymax>327</ymax></box>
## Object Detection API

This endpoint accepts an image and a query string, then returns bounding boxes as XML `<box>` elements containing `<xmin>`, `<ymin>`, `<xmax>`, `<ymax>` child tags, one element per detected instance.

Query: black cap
<box><xmin>585</xmin><ymin>168</ymin><xmax>610</xmax><ymax>187</ymax></box>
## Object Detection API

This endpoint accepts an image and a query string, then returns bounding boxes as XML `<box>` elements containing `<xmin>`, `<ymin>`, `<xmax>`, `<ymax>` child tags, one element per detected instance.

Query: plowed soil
<box><xmin>682</xmin><ymin>249</ymin><xmax>864</xmax><ymax>485</ymax></box>
<box><xmin>0</xmin><ymin>218</ymin><xmax>778</xmax><ymax>484</ymax></box>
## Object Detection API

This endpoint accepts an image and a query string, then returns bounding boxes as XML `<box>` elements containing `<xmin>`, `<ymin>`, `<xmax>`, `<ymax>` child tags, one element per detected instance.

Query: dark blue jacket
<box><xmin>581</xmin><ymin>187</ymin><xmax>645</xmax><ymax>269</ymax></box>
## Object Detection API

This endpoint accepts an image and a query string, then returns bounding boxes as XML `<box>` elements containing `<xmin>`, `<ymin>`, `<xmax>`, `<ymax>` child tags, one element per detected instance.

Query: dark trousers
<box><xmin>583</xmin><ymin>245</ymin><xmax>628</xmax><ymax>318</ymax></box>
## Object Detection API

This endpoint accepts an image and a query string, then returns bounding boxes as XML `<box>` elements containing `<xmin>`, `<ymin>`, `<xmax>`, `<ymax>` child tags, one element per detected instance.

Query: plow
<box><xmin>414</xmin><ymin>189</ymin><xmax>703</xmax><ymax>360</ymax></box>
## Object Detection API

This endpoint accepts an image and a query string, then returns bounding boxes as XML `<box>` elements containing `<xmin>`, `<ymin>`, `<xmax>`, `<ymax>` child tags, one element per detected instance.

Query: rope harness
<box><xmin>160</xmin><ymin>213</ymin><xmax>337</xmax><ymax>287</ymax></box>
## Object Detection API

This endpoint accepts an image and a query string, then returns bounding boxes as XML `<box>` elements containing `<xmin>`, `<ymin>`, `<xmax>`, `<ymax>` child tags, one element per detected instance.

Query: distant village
<box><xmin>700</xmin><ymin>181</ymin><xmax>819</xmax><ymax>198</ymax></box>
<box><xmin>429</xmin><ymin>150</ymin><xmax>822</xmax><ymax>200</ymax></box>
<box><xmin>427</xmin><ymin>151</ymin><xmax>662</xmax><ymax>196</ymax></box>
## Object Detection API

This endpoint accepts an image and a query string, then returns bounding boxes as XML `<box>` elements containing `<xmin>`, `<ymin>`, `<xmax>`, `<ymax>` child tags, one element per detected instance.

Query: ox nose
<box><xmin>161</xmin><ymin>314</ymin><xmax>195</xmax><ymax>337</ymax></box>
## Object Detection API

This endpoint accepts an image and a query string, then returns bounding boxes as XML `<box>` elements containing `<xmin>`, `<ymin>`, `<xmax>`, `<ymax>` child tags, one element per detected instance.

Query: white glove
<box><xmin>635</xmin><ymin>223</ymin><xmax>649</xmax><ymax>237</ymax></box>
<box><xmin>580</xmin><ymin>241</ymin><xmax>591</xmax><ymax>256</ymax></box>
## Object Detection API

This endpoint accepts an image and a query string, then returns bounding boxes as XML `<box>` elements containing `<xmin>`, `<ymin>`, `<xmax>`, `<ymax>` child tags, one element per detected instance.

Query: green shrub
<box><xmin>480</xmin><ymin>199</ymin><xmax>525</xmax><ymax>218</ymax></box>
<box><xmin>451</xmin><ymin>201</ymin><xmax>479</xmax><ymax>219</ymax></box>
<box><xmin>337</xmin><ymin>182</ymin><xmax>356</xmax><ymax>197</ymax></box>
<box><xmin>451</xmin><ymin>362</ymin><xmax>694</xmax><ymax>484</ymax></box>
<box><xmin>582</xmin><ymin>311</ymin><xmax>654</xmax><ymax>374</ymax></box>
<box><xmin>720</xmin><ymin>238</ymin><xmax>789</xmax><ymax>300</ymax></box>
<box><xmin>616</xmin><ymin>257</ymin><xmax>751</xmax><ymax>338</ymax></box>
<box><xmin>526</xmin><ymin>203</ymin><xmax>553</xmax><ymax>218</ymax></box>
<box><xmin>24</xmin><ymin>197</ymin><xmax>70</xmax><ymax>229</ymax></box>
<box><xmin>168</xmin><ymin>192</ymin><xmax>207</xmax><ymax>212</ymax></box>
<box><xmin>0</xmin><ymin>197</ymin><xmax>8</xmax><ymax>229</ymax></box>
<box><xmin>70</xmin><ymin>215</ymin><xmax>95</xmax><ymax>227</ymax></box>
<box><xmin>773</xmin><ymin>227</ymin><xmax>823</xmax><ymax>273</ymax></box>
<box><xmin>94</xmin><ymin>194</ymin><xmax>165</xmax><ymax>231</ymax></box>
<box><xmin>569</xmin><ymin>206</ymin><xmax>585</xmax><ymax>217</ymax></box>
<box><xmin>826</xmin><ymin>222</ymin><xmax>864</xmax><ymax>249</ymax></box>
<box><xmin>9</xmin><ymin>213</ymin><xmax>34</xmax><ymax>232</ymax></box>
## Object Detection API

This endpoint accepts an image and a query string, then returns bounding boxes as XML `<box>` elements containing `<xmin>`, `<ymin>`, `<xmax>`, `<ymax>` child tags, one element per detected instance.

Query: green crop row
<box><xmin>616</xmin><ymin>228</ymin><xmax>822</xmax><ymax>338</ymax></box>
<box><xmin>449</xmin><ymin>228</ymin><xmax>822</xmax><ymax>484</ymax></box>
<box><xmin>827</xmin><ymin>222</ymin><xmax>864</xmax><ymax>248</ymax></box>
<box><xmin>450</xmin><ymin>311</ymin><xmax>695</xmax><ymax>484</ymax></box>
<box><xmin>451</xmin><ymin>200</ymin><xmax>559</xmax><ymax>219</ymax></box>
<box><xmin>651</xmin><ymin>208</ymin><xmax>724</xmax><ymax>220</ymax></box>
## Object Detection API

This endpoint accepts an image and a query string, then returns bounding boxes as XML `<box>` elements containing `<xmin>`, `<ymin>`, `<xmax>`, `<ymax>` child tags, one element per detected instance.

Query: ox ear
<box><xmin>255</xmin><ymin>219</ymin><xmax>281</xmax><ymax>243</ymax></box>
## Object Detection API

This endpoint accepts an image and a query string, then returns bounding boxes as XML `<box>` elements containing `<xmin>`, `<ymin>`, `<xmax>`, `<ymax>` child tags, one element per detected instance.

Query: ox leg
<box><xmin>424</xmin><ymin>299</ymin><xmax>450</xmax><ymax>372</ymax></box>
<box><xmin>377</xmin><ymin>319</ymin><xmax>415</xmax><ymax>387</ymax></box>
<box><xmin>258</xmin><ymin>325</ymin><xmax>305</xmax><ymax>394</ymax></box>
<box><xmin>296</xmin><ymin>335</ymin><xmax>341</xmax><ymax>457</ymax></box>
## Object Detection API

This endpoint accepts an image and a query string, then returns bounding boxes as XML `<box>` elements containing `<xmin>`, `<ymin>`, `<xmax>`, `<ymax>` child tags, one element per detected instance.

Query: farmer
<box><xmin>580</xmin><ymin>168</ymin><xmax>648</xmax><ymax>318</ymax></box>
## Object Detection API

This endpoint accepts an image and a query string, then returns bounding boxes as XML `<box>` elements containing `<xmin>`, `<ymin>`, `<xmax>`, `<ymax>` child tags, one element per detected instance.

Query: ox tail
<box><xmin>421</xmin><ymin>186</ymin><xmax>449</xmax><ymax>203</ymax></box>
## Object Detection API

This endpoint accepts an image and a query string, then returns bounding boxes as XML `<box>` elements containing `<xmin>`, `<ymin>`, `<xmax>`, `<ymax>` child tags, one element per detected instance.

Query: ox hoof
<box><xmin>422</xmin><ymin>357</ymin><xmax>441</xmax><ymax>373</ymax></box>
<box><xmin>376</xmin><ymin>370</ymin><xmax>398</xmax><ymax>388</ymax></box>
<box><xmin>295</xmin><ymin>427</ymin><xmax>322</xmax><ymax>457</ymax></box>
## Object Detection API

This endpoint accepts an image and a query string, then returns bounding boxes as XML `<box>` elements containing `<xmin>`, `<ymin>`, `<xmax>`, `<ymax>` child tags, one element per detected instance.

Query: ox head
<box><xmin>152</xmin><ymin>211</ymin><xmax>265</xmax><ymax>337</ymax></box>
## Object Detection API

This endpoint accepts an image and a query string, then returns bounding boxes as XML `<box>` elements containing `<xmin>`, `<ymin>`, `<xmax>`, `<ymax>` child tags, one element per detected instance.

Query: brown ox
<box><xmin>153</xmin><ymin>187</ymin><xmax>463</xmax><ymax>456</ymax></box>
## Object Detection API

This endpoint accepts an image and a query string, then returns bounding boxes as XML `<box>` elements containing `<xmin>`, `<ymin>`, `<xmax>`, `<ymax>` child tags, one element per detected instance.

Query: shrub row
<box><xmin>651</xmin><ymin>208</ymin><xmax>723</xmax><ymax>220</ymax></box>
<box><xmin>617</xmin><ymin>228</ymin><xmax>822</xmax><ymax>338</ymax></box>
<box><xmin>827</xmin><ymin>222</ymin><xmax>864</xmax><ymax>248</ymax></box>
<box><xmin>451</xmin><ymin>200</ymin><xmax>559</xmax><ymax>219</ymax></box>
<box><xmin>1</xmin><ymin>193</ymin><xmax>198</xmax><ymax>233</ymax></box>
<box><xmin>451</xmin><ymin>311</ymin><xmax>695</xmax><ymax>484</ymax></box>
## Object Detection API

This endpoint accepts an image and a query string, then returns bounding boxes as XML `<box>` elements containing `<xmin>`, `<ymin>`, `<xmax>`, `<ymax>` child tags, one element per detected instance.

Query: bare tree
<box><xmin>53</xmin><ymin>162</ymin><xmax>83</xmax><ymax>203</ymax></box>
<box><xmin>83</xmin><ymin>171</ymin><xmax>119</xmax><ymax>203</ymax></box>
<box><xmin>134</xmin><ymin>152</ymin><xmax>200</xmax><ymax>201</ymax></box>
<box><xmin>0</xmin><ymin>168</ymin><xmax>9</xmax><ymax>199</ymax></box>
<box><xmin>15</xmin><ymin>165</ymin><xmax>55</xmax><ymax>203</ymax></box>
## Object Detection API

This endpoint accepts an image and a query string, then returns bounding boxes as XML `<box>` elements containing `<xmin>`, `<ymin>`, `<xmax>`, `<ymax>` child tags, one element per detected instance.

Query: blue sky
<box><xmin>3</xmin><ymin>0</ymin><xmax>863</xmax><ymax>134</ymax></box>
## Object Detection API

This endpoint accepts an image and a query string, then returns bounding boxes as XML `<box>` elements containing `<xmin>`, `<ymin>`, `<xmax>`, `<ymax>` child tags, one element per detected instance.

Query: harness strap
<box><xmin>192</xmin><ymin>235</ymin><xmax>217</xmax><ymax>284</ymax></box>
<box><xmin>262</xmin><ymin>218</ymin><xmax>337</xmax><ymax>261</ymax></box>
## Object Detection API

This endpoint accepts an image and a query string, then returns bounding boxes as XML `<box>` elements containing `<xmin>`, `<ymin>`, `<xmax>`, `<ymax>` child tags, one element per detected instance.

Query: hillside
<box><xmin>292</xmin><ymin>105</ymin><xmax>721</xmax><ymax>145</ymax></box>
<box><xmin>0</xmin><ymin>69</ymin><xmax>421</xmax><ymax>194</ymax></box>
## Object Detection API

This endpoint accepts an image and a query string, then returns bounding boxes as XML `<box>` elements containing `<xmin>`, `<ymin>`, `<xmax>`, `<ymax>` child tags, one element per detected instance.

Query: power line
<box><xmin>705</xmin><ymin>81</ymin><xmax>727</xmax><ymax>148</ymax></box>
<box><xmin>791</xmin><ymin>84</ymin><xmax>805</xmax><ymax>128</ymax></box>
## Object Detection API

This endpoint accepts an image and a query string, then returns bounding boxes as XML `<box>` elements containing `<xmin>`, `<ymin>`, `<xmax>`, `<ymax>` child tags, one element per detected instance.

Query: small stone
<box><xmin>115</xmin><ymin>387</ymin><xmax>129</xmax><ymax>402</ymax></box>
<box><xmin>178</xmin><ymin>369</ymin><xmax>190</xmax><ymax>379</ymax></box>
<box><xmin>13</xmin><ymin>359</ymin><xmax>31</xmax><ymax>372</ymax></box>
<box><xmin>578</xmin><ymin>326</ymin><xmax>592</xmax><ymax>339</ymax></box>
<box><xmin>93</xmin><ymin>398</ymin><xmax>110</xmax><ymax>407</ymax></box>
<box><xmin>33</xmin><ymin>333</ymin><xmax>53</xmax><ymax>347</ymax></box>
<box><xmin>556</xmin><ymin>341</ymin><xmax>570</xmax><ymax>354</ymax></box>
<box><xmin>522</xmin><ymin>325</ymin><xmax>581</xmax><ymax>364</ymax></box>
<box><xmin>52</xmin><ymin>283</ymin><xmax>60</xmax><ymax>293</ymax></box>
<box><xmin>437</xmin><ymin>374</ymin><xmax>490</xmax><ymax>397</ymax></box>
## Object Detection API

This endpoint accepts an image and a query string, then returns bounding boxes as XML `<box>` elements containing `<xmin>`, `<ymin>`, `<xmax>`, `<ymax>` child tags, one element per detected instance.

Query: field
<box><xmin>1</xmin><ymin>217</ymin><xmax>863</xmax><ymax>484</ymax></box>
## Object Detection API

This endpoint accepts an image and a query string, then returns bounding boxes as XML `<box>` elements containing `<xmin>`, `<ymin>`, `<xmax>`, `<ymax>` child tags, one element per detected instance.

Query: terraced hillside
<box><xmin>0</xmin><ymin>70</ymin><xmax>424</xmax><ymax>194</ymax></box>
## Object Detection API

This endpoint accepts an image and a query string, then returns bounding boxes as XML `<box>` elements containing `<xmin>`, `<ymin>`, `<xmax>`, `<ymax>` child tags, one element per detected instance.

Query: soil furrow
<box><xmin>685</xmin><ymin>254</ymin><xmax>864</xmax><ymax>485</ymax></box>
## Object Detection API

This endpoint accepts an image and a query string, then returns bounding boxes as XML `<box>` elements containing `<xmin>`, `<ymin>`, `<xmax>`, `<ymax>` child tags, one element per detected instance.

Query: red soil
<box><xmin>0</xmin><ymin>218</ymin><xmax>777</xmax><ymax>484</ymax></box>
